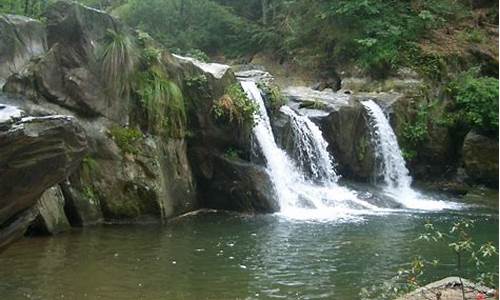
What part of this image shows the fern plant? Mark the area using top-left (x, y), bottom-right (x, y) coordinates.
top-left (135, 65), bottom-right (186, 137)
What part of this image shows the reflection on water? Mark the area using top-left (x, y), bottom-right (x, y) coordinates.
top-left (0, 212), bottom-right (498, 300)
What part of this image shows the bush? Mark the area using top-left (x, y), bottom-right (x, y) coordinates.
top-left (258, 83), bottom-right (287, 112)
top-left (446, 71), bottom-right (499, 135)
top-left (212, 83), bottom-right (258, 127)
top-left (135, 66), bottom-right (186, 137)
top-left (109, 126), bottom-right (143, 154)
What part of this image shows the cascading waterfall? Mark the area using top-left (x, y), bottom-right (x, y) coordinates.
top-left (279, 106), bottom-right (338, 185)
top-left (361, 100), bottom-right (460, 210)
top-left (361, 100), bottom-right (413, 191)
top-left (240, 80), bottom-right (302, 210)
top-left (241, 81), bottom-right (379, 218)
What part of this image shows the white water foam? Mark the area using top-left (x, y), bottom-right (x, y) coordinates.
top-left (241, 81), bottom-right (379, 220)
top-left (361, 100), bottom-right (461, 211)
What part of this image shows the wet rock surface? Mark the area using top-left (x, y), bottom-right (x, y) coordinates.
top-left (0, 106), bottom-right (87, 249)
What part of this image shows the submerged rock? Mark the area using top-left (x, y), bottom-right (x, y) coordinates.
top-left (0, 108), bottom-right (87, 249)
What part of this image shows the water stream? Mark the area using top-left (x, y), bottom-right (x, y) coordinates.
top-left (241, 81), bottom-right (382, 219)
top-left (361, 100), bottom-right (460, 210)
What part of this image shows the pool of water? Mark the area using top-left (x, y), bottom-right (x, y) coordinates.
top-left (0, 209), bottom-right (498, 300)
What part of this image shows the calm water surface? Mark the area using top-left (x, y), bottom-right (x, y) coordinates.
top-left (0, 210), bottom-right (498, 300)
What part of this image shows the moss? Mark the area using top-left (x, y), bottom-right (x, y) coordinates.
top-left (299, 99), bottom-right (328, 111)
top-left (109, 126), bottom-right (143, 155)
top-left (81, 154), bottom-right (99, 180)
top-left (82, 186), bottom-right (99, 207)
top-left (224, 147), bottom-right (242, 160)
top-left (357, 136), bottom-right (369, 162)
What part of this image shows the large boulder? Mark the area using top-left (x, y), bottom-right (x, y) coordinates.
top-left (0, 104), bottom-right (87, 249)
top-left (193, 153), bottom-right (278, 213)
top-left (318, 102), bottom-right (376, 180)
top-left (3, 1), bottom-right (129, 123)
top-left (463, 131), bottom-right (498, 187)
top-left (0, 14), bottom-right (46, 86)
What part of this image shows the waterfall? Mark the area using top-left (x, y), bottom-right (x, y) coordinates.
top-left (279, 106), bottom-right (338, 185)
top-left (361, 100), bottom-right (459, 210)
top-left (361, 100), bottom-right (413, 191)
top-left (240, 80), bottom-right (301, 210)
top-left (241, 81), bottom-right (378, 218)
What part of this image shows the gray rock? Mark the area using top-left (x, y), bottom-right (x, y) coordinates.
top-left (0, 108), bottom-right (87, 248)
top-left (463, 131), bottom-right (498, 187)
top-left (30, 185), bottom-right (71, 235)
top-left (196, 153), bottom-right (278, 213)
top-left (0, 14), bottom-right (46, 86)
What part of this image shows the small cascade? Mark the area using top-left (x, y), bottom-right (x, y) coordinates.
top-left (279, 106), bottom-right (338, 185)
top-left (241, 81), bottom-right (378, 218)
top-left (361, 100), bottom-right (459, 210)
top-left (240, 81), bottom-right (303, 210)
top-left (361, 100), bottom-right (413, 191)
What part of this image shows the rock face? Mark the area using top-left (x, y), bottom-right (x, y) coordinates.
top-left (28, 186), bottom-right (71, 235)
top-left (463, 131), bottom-right (499, 187)
top-left (1, 0), bottom-right (277, 240)
top-left (4, 1), bottom-right (128, 123)
top-left (178, 58), bottom-right (276, 213)
top-left (196, 155), bottom-right (278, 213)
top-left (279, 86), bottom-right (376, 181)
top-left (0, 106), bottom-right (87, 249)
top-left (318, 102), bottom-right (376, 180)
top-left (0, 14), bottom-right (46, 85)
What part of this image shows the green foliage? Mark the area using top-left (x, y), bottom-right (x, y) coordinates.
top-left (224, 147), bottom-right (242, 160)
top-left (135, 65), bottom-right (186, 137)
top-left (258, 83), bottom-right (287, 112)
top-left (184, 49), bottom-right (210, 62)
top-left (81, 154), bottom-right (99, 179)
top-left (446, 71), bottom-right (499, 135)
top-left (213, 83), bottom-right (258, 127)
top-left (361, 219), bottom-right (498, 299)
top-left (403, 103), bottom-right (432, 146)
top-left (118, 0), bottom-right (255, 57)
top-left (97, 29), bottom-right (138, 103)
top-left (185, 74), bottom-right (208, 88)
top-left (109, 126), bottom-right (143, 154)
top-left (299, 99), bottom-right (328, 111)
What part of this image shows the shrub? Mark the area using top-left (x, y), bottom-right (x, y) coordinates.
top-left (109, 126), bottom-right (143, 155)
top-left (212, 83), bottom-right (258, 127)
top-left (446, 71), bottom-right (499, 135)
top-left (135, 65), bottom-right (187, 138)
top-left (258, 83), bottom-right (287, 112)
